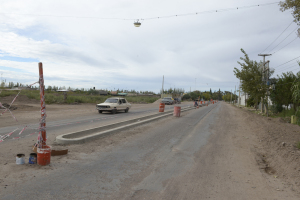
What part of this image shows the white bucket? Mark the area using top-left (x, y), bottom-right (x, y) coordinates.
top-left (16, 154), bottom-right (25, 165)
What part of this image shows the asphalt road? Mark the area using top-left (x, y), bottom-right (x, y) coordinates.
top-left (2, 102), bottom-right (219, 199)
top-left (0, 103), bottom-right (191, 142)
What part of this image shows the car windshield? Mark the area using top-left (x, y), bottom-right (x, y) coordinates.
top-left (105, 99), bottom-right (118, 103)
top-left (163, 98), bottom-right (171, 100)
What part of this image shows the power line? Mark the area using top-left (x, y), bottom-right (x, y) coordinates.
top-left (260, 21), bottom-right (294, 54)
top-left (272, 37), bottom-right (299, 55)
top-left (275, 61), bottom-right (299, 70)
top-left (268, 26), bottom-right (299, 53)
top-left (273, 55), bottom-right (300, 69)
top-left (0, 2), bottom-right (279, 21)
top-left (275, 64), bottom-right (300, 74)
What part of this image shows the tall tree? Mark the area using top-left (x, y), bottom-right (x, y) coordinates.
top-left (279, 0), bottom-right (300, 25)
top-left (270, 72), bottom-right (297, 108)
top-left (234, 49), bottom-right (273, 108)
top-left (291, 71), bottom-right (300, 108)
top-left (218, 88), bottom-right (222, 100)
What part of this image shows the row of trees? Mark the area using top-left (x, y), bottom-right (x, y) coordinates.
top-left (0, 81), bottom-right (28, 88)
top-left (0, 81), bottom-right (158, 95)
top-left (182, 88), bottom-right (226, 101)
top-left (160, 88), bottom-right (185, 95)
top-left (234, 49), bottom-right (300, 112)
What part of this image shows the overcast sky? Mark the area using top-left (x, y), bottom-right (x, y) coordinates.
top-left (0, 0), bottom-right (299, 93)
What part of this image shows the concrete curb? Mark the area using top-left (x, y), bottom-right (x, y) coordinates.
top-left (55, 106), bottom-right (194, 144)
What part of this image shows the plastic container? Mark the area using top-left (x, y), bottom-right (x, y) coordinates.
top-left (173, 106), bottom-right (181, 117)
top-left (37, 145), bottom-right (51, 166)
top-left (159, 103), bottom-right (165, 112)
top-left (16, 154), bottom-right (25, 165)
top-left (29, 153), bottom-right (37, 164)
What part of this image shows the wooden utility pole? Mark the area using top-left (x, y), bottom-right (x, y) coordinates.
top-left (231, 89), bottom-right (232, 104)
top-left (266, 61), bottom-right (270, 117)
top-left (258, 54), bottom-right (271, 113)
top-left (239, 79), bottom-right (241, 107)
top-left (162, 75), bottom-right (164, 94)
top-left (235, 85), bottom-right (236, 105)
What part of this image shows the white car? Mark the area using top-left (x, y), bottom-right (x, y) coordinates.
top-left (96, 97), bottom-right (131, 114)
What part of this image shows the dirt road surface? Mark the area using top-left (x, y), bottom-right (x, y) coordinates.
top-left (1, 101), bottom-right (300, 199)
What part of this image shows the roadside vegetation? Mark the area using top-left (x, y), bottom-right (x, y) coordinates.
top-left (233, 49), bottom-right (300, 126)
top-left (182, 89), bottom-right (224, 101)
top-left (0, 89), bottom-right (160, 104)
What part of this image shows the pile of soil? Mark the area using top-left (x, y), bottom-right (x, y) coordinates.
top-left (239, 106), bottom-right (300, 191)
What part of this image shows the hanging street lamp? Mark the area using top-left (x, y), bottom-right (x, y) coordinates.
top-left (133, 19), bottom-right (141, 27)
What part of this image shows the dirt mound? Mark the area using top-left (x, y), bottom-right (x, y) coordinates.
top-left (276, 117), bottom-right (286, 123)
top-left (240, 106), bottom-right (300, 193)
top-left (152, 98), bottom-right (161, 104)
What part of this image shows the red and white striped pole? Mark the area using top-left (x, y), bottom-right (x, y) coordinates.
top-left (39, 62), bottom-right (46, 148)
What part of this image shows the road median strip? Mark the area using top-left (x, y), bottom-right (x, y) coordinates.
top-left (55, 106), bottom-right (194, 144)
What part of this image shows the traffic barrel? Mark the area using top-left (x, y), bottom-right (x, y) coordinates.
top-left (37, 145), bottom-right (51, 166)
top-left (173, 106), bottom-right (181, 117)
top-left (159, 103), bottom-right (165, 112)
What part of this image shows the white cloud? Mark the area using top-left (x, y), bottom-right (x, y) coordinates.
top-left (0, 0), bottom-right (299, 93)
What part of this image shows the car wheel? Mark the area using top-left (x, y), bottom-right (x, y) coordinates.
top-left (98, 110), bottom-right (102, 114)
top-left (125, 107), bottom-right (129, 113)
top-left (112, 109), bottom-right (117, 114)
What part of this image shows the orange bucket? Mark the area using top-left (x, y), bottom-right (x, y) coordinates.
top-left (159, 103), bottom-right (165, 112)
top-left (173, 106), bottom-right (181, 117)
top-left (37, 145), bottom-right (51, 166)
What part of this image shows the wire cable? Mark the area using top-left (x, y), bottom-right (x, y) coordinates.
top-left (268, 26), bottom-right (300, 53)
top-left (260, 21), bottom-right (294, 54)
top-left (275, 64), bottom-right (300, 74)
top-left (0, 2), bottom-right (279, 21)
top-left (276, 61), bottom-right (299, 71)
top-left (273, 55), bottom-right (300, 69)
top-left (272, 37), bottom-right (299, 55)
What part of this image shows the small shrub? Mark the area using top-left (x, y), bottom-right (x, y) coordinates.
top-left (246, 96), bottom-right (255, 107)
top-left (0, 90), bottom-right (19, 97)
top-left (182, 94), bottom-right (191, 100)
top-left (278, 108), bottom-right (296, 118)
top-left (270, 104), bottom-right (284, 114)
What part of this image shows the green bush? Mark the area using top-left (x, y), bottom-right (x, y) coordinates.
top-left (0, 90), bottom-right (19, 97)
top-left (270, 104), bottom-right (283, 114)
top-left (246, 96), bottom-right (255, 107)
top-left (45, 94), bottom-right (63, 104)
top-left (25, 91), bottom-right (40, 100)
top-left (278, 108), bottom-right (296, 118)
top-left (182, 94), bottom-right (191, 100)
